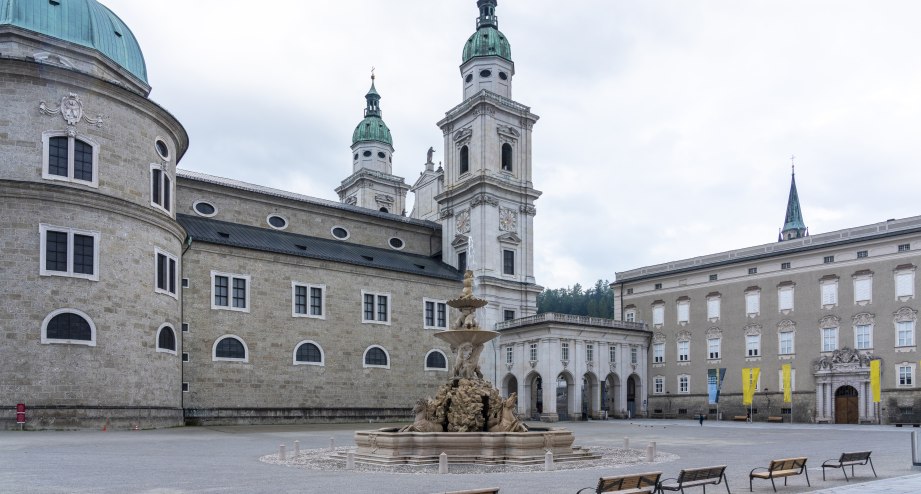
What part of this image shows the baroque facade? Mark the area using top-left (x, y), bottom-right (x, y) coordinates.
top-left (1, 0), bottom-right (649, 429)
top-left (614, 172), bottom-right (921, 424)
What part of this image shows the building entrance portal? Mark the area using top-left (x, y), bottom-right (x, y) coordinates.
top-left (835, 386), bottom-right (860, 424)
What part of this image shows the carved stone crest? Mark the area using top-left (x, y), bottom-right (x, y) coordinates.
top-left (819, 315), bottom-right (841, 329)
top-left (744, 324), bottom-right (762, 337)
top-left (344, 196), bottom-right (358, 206)
top-left (777, 320), bottom-right (796, 333)
top-left (677, 330), bottom-right (692, 342)
top-left (439, 208), bottom-right (454, 219)
top-left (705, 327), bottom-right (722, 338)
top-left (519, 205), bottom-right (537, 216)
top-left (455, 209), bottom-right (471, 234)
top-left (852, 313), bottom-right (875, 326)
top-left (653, 332), bottom-right (666, 344)
top-left (471, 193), bottom-right (499, 208)
top-left (453, 127), bottom-right (473, 146)
top-left (499, 207), bottom-right (518, 232)
top-left (813, 347), bottom-right (874, 371)
top-left (39, 93), bottom-right (104, 127)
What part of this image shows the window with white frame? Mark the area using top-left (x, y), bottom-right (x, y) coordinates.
top-left (502, 249), bottom-right (515, 275)
top-left (677, 299), bottom-right (690, 324)
top-left (677, 340), bottom-right (690, 362)
top-left (42, 132), bottom-right (98, 187)
top-left (586, 344), bottom-right (594, 362)
top-left (41, 309), bottom-right (96, 346)
top-left (150, 164), bottom-right (173, 214)
top-left (653, 343), bottom-right (665, 363)
top-left (362, 291), bottom-right (390, 324)
top-left (822, 327), bottom-right (838, 352)
top-left (778, 285), bottom-right (794, 312)
top-left (631, 347), bottom-right (638, 364)
top-left (779, 331), bottom-right (794, 354)
top-left (293, 341), bottom-right (324, 366)
top-left (609, 345), bottom-right (617, 364)
top-left (821, 279), bottom-right (839, 307)
top-left (293, 283), bottom-right (325, 318)
top-left (652, 304), bottom-right (664, 326)
top-left (156, 324), bottom-right (177, 355)
top-left (855, 324), bottom-right (873, 350)
top-left (561, 341), bottom-right (570, 361)
top-left (211, 272), bottom-right (250, 312)
top-left (653, 376), bottom-right (665, 394)
top-left (155, 249), bottom-right (178, 297)
top-left (40, 224), bottom-right (99, 281)
top-left (897, 320), bottom-right (915, 347)
top-left (212, 335), bottom-right (248, 362)
top-left (745, 290), bottom-right (760, 316)
top-left (624, 308), bottom-right (636, 323)
top-left (854, 276), bottom-right (873, 304)
top-left (895, 269), bottom-right (915, 298)
top-left (529, 343), bottom-right (538, 361)
top-left (707, 337), bottom-right (721, 360)
top-left (425, 350), bottom-right (448, 371)
top-left (423, 299), bottom-right (448, 329)
top-left (897, 363), bottom-right (915, 387)
top-left (363, 346), bottom-right (390, 369)
top-left (778, 369), bottom-right (796, 392)
top-left (678, 375), bottom-right (690, 394)
top-left (505, 346), bottom-right (513, 365)
top-left (707, 295), bottom-right (720, 320)
top-left (746, 334), bottom-right (761, 357)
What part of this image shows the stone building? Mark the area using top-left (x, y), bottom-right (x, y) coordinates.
top-left (614, 171), bottom-right (921, 424)
top-left (1, 0), bottom-right (650, 429)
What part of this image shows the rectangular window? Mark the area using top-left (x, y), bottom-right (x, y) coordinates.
top-left (624, 309), bottom-right (636, 322)
top-left (362, 292), bottom-right (391, 323)
top-left (708, 338), bottom-right (721, 360)
top-left (155, 249), bottom-right (178, 297)
top-left (824, 255), bottom-right (835, 264)
top-left (779, 332), bottom-right (794, 355)
top-left (899, 244), bottom-right (911, 252)
top-left (781, 262), bottom-right (791, 270)
top-left (502, 250), bottom-right (515, 275)
top-left (457, 251), bottom-right (467, 273)
top-left (745, 291), bottom-right (760, 315)
top-left (42, 133), bottom-right (98, 187)
top-left (857, 250), bottom-right (869, 258)
top-left (854, 278), bottom-right (872, 303)
top-left (506, 346), bottom-right (513, 365)
top-left (898, 365), bottom-right (914, 386)
top-left (896, 271), bottom-right (914, 298)
top-left (678, 375), bottom-right (690, 394)
top-left (609, 345), bottom-right (617, 363)
top-left (586, 344), bottom-right (594, 362)
top-left (748, 267), bottom-right (758, 275)
top-left (626, 288), bottom-right (634, 295)
top-left (677, 300), bottom-right (689, 323)
top-left (746, 335), bottom-right (761, 357)
top-left (424, 299), bottom-right (448, 329)
top-left (561, 342), bottom-right (570, 361)
top-left (182, 278), bottom-right (190, 288)
top-left (503, 310), bottom-right (515, 321)
top-left (653, 343), bottom-right (664, 363)
top-left (529, 343), bottom-right (538, 362)
top-left (897, 321), bottom-right (915, 347)
top-left (181, 323), bottom-right (189, 332)
top-left (707, 297), bottom-right (720, 320)
top-left (654, 377), bottom-right (664, 394)
top-left (778, 369), bottom-right (797, 392)
top-left (654, 283), bottom-right (663, 290)
top-left (211, 272), bottom-right (249, 312)
top-left (182, 353), bottom-right (190, 362)
top-left (709, 274), bottom-right (718, 281)
top-left (293, 283), bottom-right (325, 318)
top-left (150, 165), bottom-right (173, 213)
top-left (631, 347), bottom-right (638, 364)
top-left (821, 282), bottom-right (838, 306)
top-left (39, 225), bottom-right (100, 281)
top-left (677, 341), bottom-right (689, 362)
top-left (855, 325), bottom-right (872, 350)
top-left (778, 286), bottom-right (794, 312)
top-left (182, 382), bottom-right (190, 392)
top-left (652, 305), bottom-right (664, 325)
top-left (822, 327), bottom-right (838, 352)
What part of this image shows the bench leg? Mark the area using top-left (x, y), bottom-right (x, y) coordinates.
top-left (821, 466), bottom-right (826, 481)
top-left (771, 477), bottom-right (777, 492)
top-left (805, 468), bottom-right (811, 487)
top-left (869, 457), bottom-right (877, 478)
top-left (749, 476), bottom-right (753, 492)
top-left (724, 475), bottom-right (731, 494)
top-left (843, 465), bottom-right (849, 482)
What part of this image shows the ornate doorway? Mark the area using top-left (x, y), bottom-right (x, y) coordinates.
top-left (835, 386), bottom-right (859, 424)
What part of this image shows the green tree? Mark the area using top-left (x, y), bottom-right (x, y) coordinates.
top-left (538, 280), bottom-right (614, 318)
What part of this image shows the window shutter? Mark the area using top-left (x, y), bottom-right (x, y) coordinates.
top-left (707, 298), bottom-right (719, 319)
top-left (896, 272), bottom-right (914, 297)
top-left (778, 288), bottom-right (793, 311)
top-left (855, 278), bottom-right (871, 302)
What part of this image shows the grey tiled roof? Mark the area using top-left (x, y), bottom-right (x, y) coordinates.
top-left (178, 214), bottom-right (462, 282)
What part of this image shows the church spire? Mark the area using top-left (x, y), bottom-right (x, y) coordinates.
top-left (364, 70), bottom-right (381, 118)
top-left (477, 0), bottom-right (498, 29)
top-left (779, 158), bottom-right (807, 242)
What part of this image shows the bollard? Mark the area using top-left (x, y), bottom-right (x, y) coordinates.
top-left (651, 441), bottom-right (657, 457)
top-left (913, 431), bottom-right (921, 469)
top-left (346, 451), bottom-right (356, 470)
top-left (329, 437), bottom-right (336, 452)
top-left (439, 452), bottom-right (449, 474)
top-left (278, 444), bottom-right (286, 461)
top-left (645, 443), bottom-right (654, 463)
top-left (294, 440), bottom-right (300, 457)
top-left (544, 450), bottom-right (554, 471)
top-left (624, 437), bottom-right (630, 449)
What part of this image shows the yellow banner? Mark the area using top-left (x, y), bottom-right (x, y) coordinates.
top-left (742, 368), bottom-right (760, 405)
top-left (870, 359), bottom-right (881, 403)
top-left (782, 364), bottom-right (792, 403)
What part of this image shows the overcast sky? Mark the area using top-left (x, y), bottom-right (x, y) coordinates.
top-left (103, 0), bottom-right (921, 289)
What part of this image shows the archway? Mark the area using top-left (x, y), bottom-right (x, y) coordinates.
top-left (503, 374), bottom-right (519, 399)
top-left (605, 373), bottom-right (621, 416)
top-left (582, 372), bottom-right (599, 419)
top-left (835, 386), bottom-right (859, 424)
top-left (557, 372), bottom-right (574, 421)
top-left (626, 374), bottom-right (639, 418)
top-left (525, 372), bottom-right (542, 419)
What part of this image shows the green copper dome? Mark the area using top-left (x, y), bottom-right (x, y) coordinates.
top-left (462, 0), bottom-right (511, 63)
top-left (0, 0), bottom-right (148, 82)
top-left (352, 77), bottom-right (393, 146)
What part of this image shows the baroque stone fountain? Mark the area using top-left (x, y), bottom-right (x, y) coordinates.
top-left (350, 271), bottom-right (596, 465)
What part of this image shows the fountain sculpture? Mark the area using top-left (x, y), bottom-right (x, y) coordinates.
top-left (349, 271), bottom-right (596, 465)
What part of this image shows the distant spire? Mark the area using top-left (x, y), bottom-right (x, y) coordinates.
top-left (779, 156), bottom-right (807, 242)
top-left (477, 0), bottom-right (498, 29)
top-left (364, 68), bottom-right (381, 118)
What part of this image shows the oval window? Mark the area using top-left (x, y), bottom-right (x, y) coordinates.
top-left (499, 72), bottom-right (508, 81)
top-left (267, 215), bottom-right (287, 230)
top-left (363, 150), bottom-right (372, 157)
top-left (193, 201), bottom-right (217, 217)
top-left (155, 138), bottom-right (170, 160)
top-left (465, 73), bottom-right (473, 83)
top-left (331, 227), bottom-right (350, 240)
top-left (480, 69), bottom-right (492, 78)
top-left (389, 238), bottom-right (405, 250)
top-left (353, 153), bottom-right (359, 161)
top-left (378, 152), bottom-right (386, 159)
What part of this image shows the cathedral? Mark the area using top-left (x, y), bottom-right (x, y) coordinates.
top-left (0, 0), bottom-right (648, 429)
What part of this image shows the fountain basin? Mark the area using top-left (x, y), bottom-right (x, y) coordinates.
top-left (433, 329), bottom-right (499, 347)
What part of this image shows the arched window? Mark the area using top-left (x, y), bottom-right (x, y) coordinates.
top-left (459, 145), bottom-right (469, 175)
top-left (213, 335), bottom-right (248, 362)
top-left (156, 324), bottom-right (177, 354)
top-left (41, 309), bottom-right (96, 346)
top-left (501, 143), bottom-right (513, 172)
top-left (42, 131), bottom-right (98, 187)
top-left (364, 346), bottom-right (390, 368)
top-left (425, 350), bottom-right (448, 371)
top-left (293, 341), bottom-right (324, 366)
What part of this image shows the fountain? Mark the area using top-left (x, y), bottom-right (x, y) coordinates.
top-left (349, 271), bottom-right (597, 465)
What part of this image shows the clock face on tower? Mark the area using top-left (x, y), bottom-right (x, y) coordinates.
top-left (499, 208), bottom-right (518, 232)
top-left (456, 209), bottom-right (471, 234)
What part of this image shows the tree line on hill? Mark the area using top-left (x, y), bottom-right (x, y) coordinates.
top-left (537, 279), bottom-right (615, 318)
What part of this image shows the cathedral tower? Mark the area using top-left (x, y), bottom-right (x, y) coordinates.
top-left (436, 0), bottom-right (542, 352)
top-left (336, 75), bottom-right (409, 214)
top-left (779, 165), bottom-right (808, 241)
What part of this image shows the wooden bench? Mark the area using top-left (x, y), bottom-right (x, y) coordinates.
top-left (441, 488), bottom-right (499, 494)
top-left (576, 471), bottom-right (662, 494)
top-left (821, 451), bottom-right (876, 482)
top-left (732, 415), bottom-right (749, 422)
top-left (766, 416), bottom-right (783, 423)
top-left (656, 465), bottom-right (729, 494)
top-left (749, 457), bottom-right (809, 492)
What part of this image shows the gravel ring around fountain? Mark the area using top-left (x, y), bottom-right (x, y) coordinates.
top-left (260, 447), bottom-right (679, 475)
